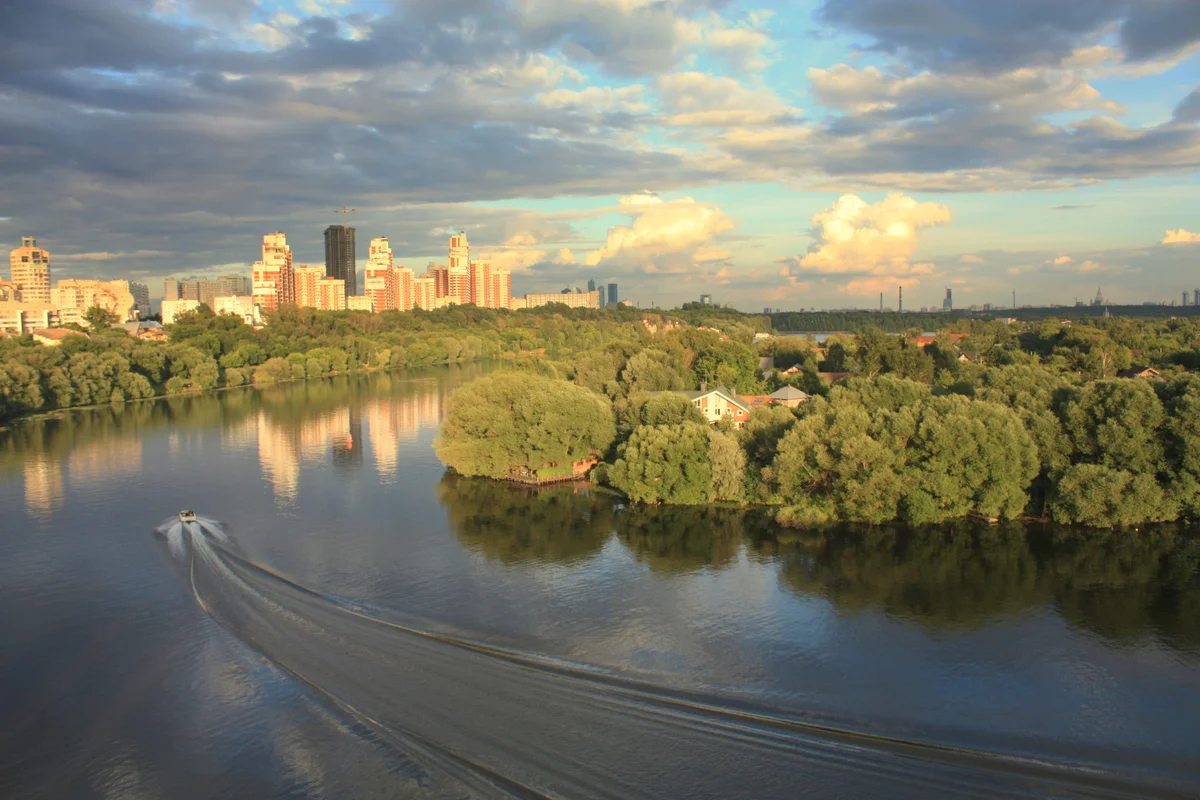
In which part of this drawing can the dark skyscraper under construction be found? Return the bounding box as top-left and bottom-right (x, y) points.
(324, 225), (357, 296)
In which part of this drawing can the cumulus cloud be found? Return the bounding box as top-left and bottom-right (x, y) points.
(1050, 255), (1073, 265)
(1162, 229), (1200, 244)
(784, 194), (951, 294)
(584, 194), (736, 273)
(959, 254), (984, 264)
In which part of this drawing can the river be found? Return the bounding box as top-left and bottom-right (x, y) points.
(2, 366), (1199, 798)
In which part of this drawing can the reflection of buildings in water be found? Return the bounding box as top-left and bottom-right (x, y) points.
(363, 386), (445, 478)
(222, 413), (258, 451)
(67, 437), (143, 488)
(23, 456), (64, 517)
(333, 412), (363, 470)
(256, 408), (351, 500)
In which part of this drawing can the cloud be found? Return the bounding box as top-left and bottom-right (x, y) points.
(959, 253), (984, 264)
(584, 194), (736, 274)
(1049, 255), (1073, 265)
(784, 194), (951, 291)
(1162, 229), (1200, 244)
(655, 72), (798, 127)
(816, 0), (1200, 73)
(1051, 204), (1094, 210)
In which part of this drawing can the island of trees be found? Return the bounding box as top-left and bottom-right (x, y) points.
(3, 300), (1199, 528)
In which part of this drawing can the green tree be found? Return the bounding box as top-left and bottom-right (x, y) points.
(1051, 464), (1170, 526)
(436, 372), (615, 479)
(83, 306), (119, 329)
(609, 422), (712, 504)
(708, 428), (746, 502)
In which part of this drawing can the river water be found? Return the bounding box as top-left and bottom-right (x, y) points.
(2, 367), (1199, 799)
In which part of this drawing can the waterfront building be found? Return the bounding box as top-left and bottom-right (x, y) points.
(324, 225), (357, 296)
(252, 232), (295, 312)
(364, 237), (396, 311)
(9, 236), (51, 304)
(317, 277), (346, 311)
(161, 299), (202, 324)
(295, 265), (346, 310)
(0, 279), (18, 302)
(347, 295), (373, 312)
(164, 278), (180, 301)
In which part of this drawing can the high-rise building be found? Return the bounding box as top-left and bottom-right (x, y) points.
(317, 277), (346, 311)
(587, 279), (596, 293)
(324, 225), (357, 296)
(470, 259), (491, 307)
(9, 236), (51, 304)
(1195, 289), (1199, 307)
(128, 281), (150, 315)
(218, 274), (250, 297)
(607, 283), (618, 306)
(394, 266), (414, 311)
(364, 237), (396, 311)
(448, 264), (469, 306)
(163, 278), (181, 301)
(943, 287), (953, 311)
(413, 274), (436, 310)
(490, 268), (511, 310)
(214, 295), (259, 325)
(448, 232), (469, 271)
(429, 262), (449, 298)
(252, 232), (295, 312)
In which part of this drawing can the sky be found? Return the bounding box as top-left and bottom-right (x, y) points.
(2, 0), (1199, 310)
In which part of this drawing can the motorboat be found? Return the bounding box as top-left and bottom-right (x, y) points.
(178, 510), (197, 523)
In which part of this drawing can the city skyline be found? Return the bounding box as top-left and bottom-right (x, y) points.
(0, 2), (1198, 310)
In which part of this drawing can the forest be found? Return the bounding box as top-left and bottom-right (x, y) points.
(435, 312), (1200, 528)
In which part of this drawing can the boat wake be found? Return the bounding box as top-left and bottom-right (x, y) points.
(161, 519), (1197, 799)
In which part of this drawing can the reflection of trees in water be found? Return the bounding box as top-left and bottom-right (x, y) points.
(437, 473), (614, 566)
(769, 523), (1200, 649)
(617, 505), (746, 574)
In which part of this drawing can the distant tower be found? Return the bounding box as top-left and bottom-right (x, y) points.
(1195, 288), (1199, 306)
(880, 292), (883, 311)
(607, 283), (618, 306)
(1185, 291), (1190, 307)
(587, 279), (596, 293)
(942, 287), (952, 311)
(324, 225), (357, 296)
(1012, 289), (1016, 310)
(1093, 286), (1104, 306)
(898, 286), (903, 313)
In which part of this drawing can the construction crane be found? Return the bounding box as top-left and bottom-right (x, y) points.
(335, 206), (356, 225)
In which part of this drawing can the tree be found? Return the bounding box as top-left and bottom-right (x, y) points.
(635, 392), (706, 427)
(83, 306), (119, 329)
(1051, 464), (1170, 527)
(708, 428), (746, 502)
(1061, 380), (1166, 477)
(608, 422), (712, 504)
(436, 371), (615, 480)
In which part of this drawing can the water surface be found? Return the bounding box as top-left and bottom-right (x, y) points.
(2, 368), (1198, 798)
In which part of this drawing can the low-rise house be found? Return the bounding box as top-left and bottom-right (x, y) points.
(1117, 365), (1162, 379)
(957, 351), (979, 363)
(768, 385), (810, 408)
(32, 328), (88, 347)
(680, 387), (752, 427)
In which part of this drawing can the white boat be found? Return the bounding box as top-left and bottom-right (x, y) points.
(178, 510), (197, 523)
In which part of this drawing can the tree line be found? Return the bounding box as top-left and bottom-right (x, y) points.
(437, 314), (1200, 528)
